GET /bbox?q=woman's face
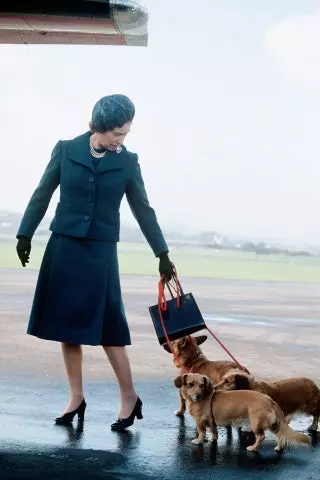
[95,122,132,151]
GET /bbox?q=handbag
[149,270,207,346]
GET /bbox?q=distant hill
[1,210,319,257]
[0,210,225,246]
[0,210,24,236]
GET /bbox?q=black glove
[16,236,31,267]
[158,252,174,282]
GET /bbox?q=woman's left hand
[158,252,175,281]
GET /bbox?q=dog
[163,334,251,416]
[174,373,311,452]
[214,370,320,431]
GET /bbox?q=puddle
[203,313,319,328]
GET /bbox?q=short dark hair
[90,94,135,133]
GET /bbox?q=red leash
[157,266,245,370]
[205,325,245,369]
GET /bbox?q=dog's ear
[234,373,250,390]
[179,337,187,348]
[174,376,184,389]
[162,343,172,353]
[195,335,207,346]
[203,375,214,395]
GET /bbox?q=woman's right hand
[158,252,175,282]
[16,236,31,267]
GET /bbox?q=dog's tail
[271,401,311,449]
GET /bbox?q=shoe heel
[77,401,86,422]
[136,408,143,420]
[78,411,85,422]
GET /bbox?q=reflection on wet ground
[0,376,319,479]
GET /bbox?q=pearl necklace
[90,136,106,158]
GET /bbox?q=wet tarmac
[1,375,319,479]
[1,270,320,478]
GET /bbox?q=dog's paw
[191,438,204,445]
[207,433,218,443]
[174,409,185,417]
[246,445,257,452]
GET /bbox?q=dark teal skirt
[27,233,131,346]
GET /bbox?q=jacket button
[84,215,90,221]
[87,196,93,202]
[88,176,95,183]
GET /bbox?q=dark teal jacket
[17,131,168,257]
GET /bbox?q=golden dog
[174,373,311,452]
[163,335,251,416]
[215,370,320,431]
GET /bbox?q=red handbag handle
[158,264,181,312]
[157,264,181,353]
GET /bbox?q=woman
[16,94,174,431]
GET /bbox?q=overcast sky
[1,0,320,246]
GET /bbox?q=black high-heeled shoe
[111,397,143,432]
[55,398,86,425]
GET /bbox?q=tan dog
[174,373,311,452]
[215,370,320,431]
[163,335,251,416]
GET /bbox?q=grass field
[1,236,320,283]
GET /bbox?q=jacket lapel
[68,131,125,174]
[69,131,95,172]
[96,148,126,174]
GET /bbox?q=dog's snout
[194,394,202,401]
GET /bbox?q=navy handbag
[149,273,207,346]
